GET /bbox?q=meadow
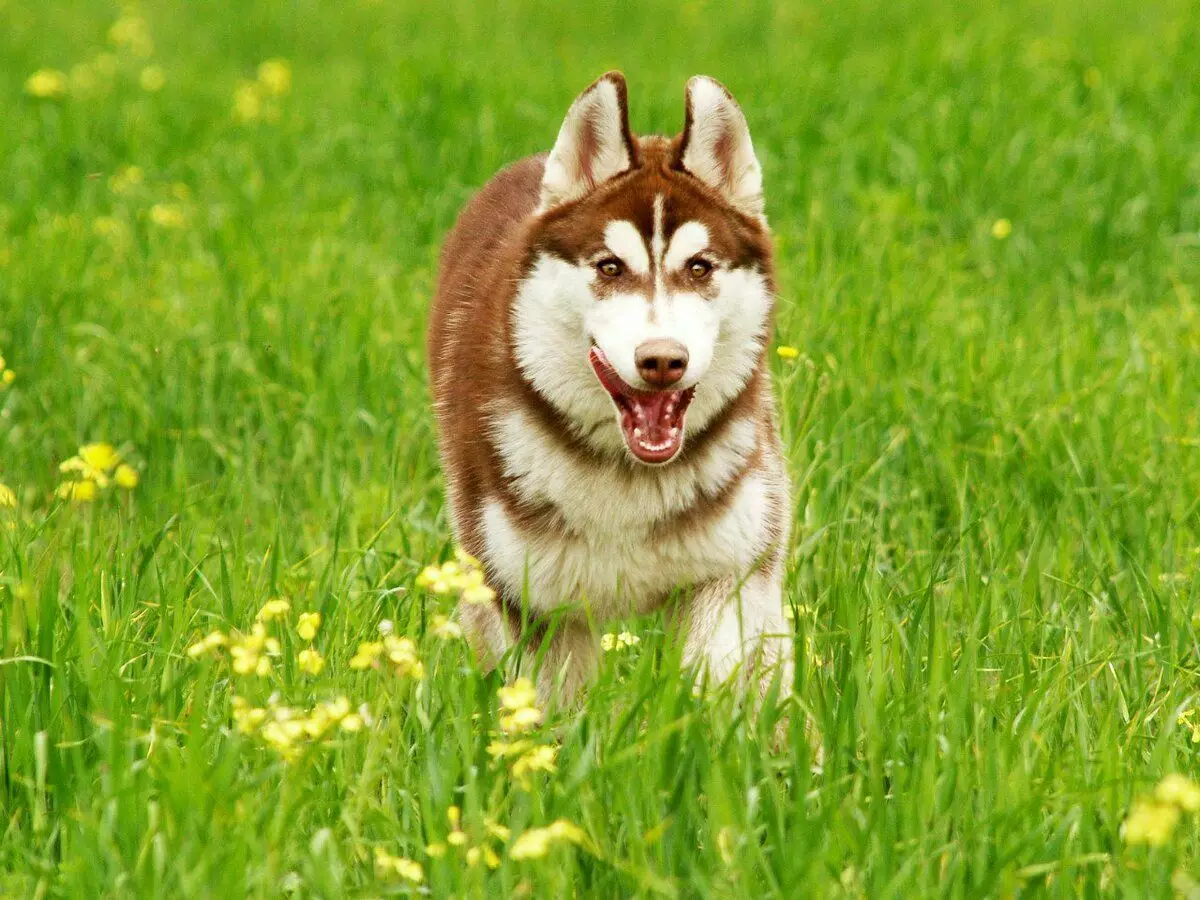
[4,0,1200,895]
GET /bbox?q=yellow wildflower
[1157,774,1200,813]
[82,442,121,474]
[431,614,462,640]
[108,14,153,56]
[149,204,186,229]
[232,696,267,734]
[297,648,325,676]
[415,564,443,589]
[230,623,276,676]
[109,165,144,195]
[339,712,364,732]
[466,845,501,869]
[373,848,423,884]
[114,464,139,489]
[256,599,291,622]
[601,631,640,651]
[25,69,68,99]
[257,58,292,96]
[296,611,321,641]
[0,483,16,508]
[510,819,586,860]
[186,629,227,658]
[1124,799,1180,846]
[425,841,447,858]
[485,819,511,841]
[461,580,497,605]
[991,218,1013,240]
[487,739,532,758]
[139,66,165,92]
[498,678,538,711]
[384,635,424,679]
[500,706,543,734]
[349,640,383,669]
[1,370,13,385]
[233,80,263,122]
[56,480,98,503]
[512,745,558,785]
[775,345,800,360]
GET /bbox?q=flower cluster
[496,677,542,733]
[187,599,324,678]
[509,819,588,860]
[233,58,292,123]
[26,12,160,102]
[601,631,640,652]
[416,548,498,605]
[56,443,139,503]
[483,678,558,789]
[425,806,507,869]
[1123,774,1200,846]
[373,848,424,884]
[233,695,365,762]
[348,633,425,679]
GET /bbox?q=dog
[428,72,792,703]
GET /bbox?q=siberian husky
[428,72,792,702]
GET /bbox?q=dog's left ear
[675,76,763,217]
[539,72,637,212]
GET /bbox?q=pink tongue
[627,391,678,441]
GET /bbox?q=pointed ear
[539,72,637,212]
[675,76,763,217]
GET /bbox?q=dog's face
[512,74,774,465]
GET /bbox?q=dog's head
[513,72,775,465]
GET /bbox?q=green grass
[4,0,1200,895]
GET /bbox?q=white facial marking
[602,220,650,275]
[664,221,710,271]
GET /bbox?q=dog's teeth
[670,427,679,437]
[633,427,642,439]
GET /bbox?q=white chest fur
[481,405,776,620]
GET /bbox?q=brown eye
[688,258,713,280]
[597,258,624,278]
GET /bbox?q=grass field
[4,0,1200,895]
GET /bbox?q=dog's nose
[635,339,689,388]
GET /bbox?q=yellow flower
[1124,799,1180,846]
[296,612,321,641]
[114,464,139,489]
[25,69,68,99]
[233,80,263,121]
[499,706,543,734]
[486,739,532,758]
[431,614,462,640]
[415,564,443,588]
[1083,67,1102,89]
[339,712,364,732]
[775,345,800,360]
[461,581,497,605]
[384,636,424,679]
[232,696,267,734]
[601,631,640,651]
[349,640,383,669]
[108,14,153,56]
[256,599,291,621]
[149,204,186,229]
[510,819,586,860]
[139,66,165,92]
[0,483,16,508]
[1,370,13,385]
[512,745,557,785]
[991,218,1013,240]
[56,480,98,503]
[466,845,501,869]
[109,165,144,195]
[257,58,292,96]
[297,648,325,676]
[81,443,121,474]
[498,678,538,711]
[186,629,227,658]
[1156,774,1200,813]
[373,848,423,883]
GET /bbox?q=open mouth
[588,346,695,464]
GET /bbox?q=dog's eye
[596,258,624,279]
[688,258,713,280]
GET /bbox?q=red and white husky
[429,72,791,701]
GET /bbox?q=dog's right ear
[538,72,636,212]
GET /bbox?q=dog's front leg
[680,562,793,693]
[458,596,597,706]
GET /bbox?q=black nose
[635,339,689,388]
